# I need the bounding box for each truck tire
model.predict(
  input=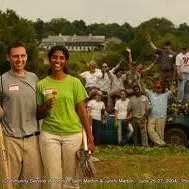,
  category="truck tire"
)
[164,128,188,146]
